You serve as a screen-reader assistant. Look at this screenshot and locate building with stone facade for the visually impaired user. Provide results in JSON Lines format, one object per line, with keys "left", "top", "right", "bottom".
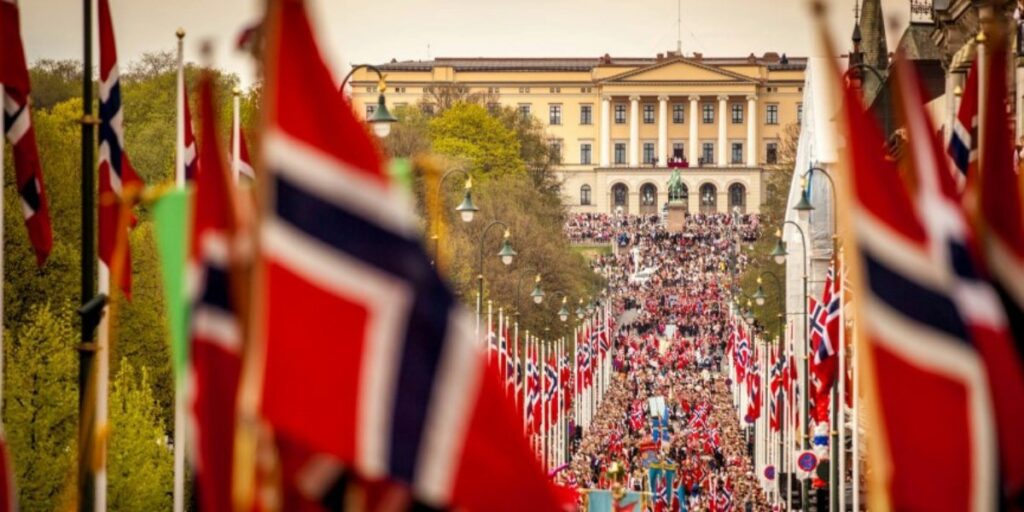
{"left": 348, "top": 52, "right": 806, "bottom": 216}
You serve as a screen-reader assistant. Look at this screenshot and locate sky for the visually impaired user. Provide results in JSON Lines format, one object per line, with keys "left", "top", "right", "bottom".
{"left": 21, "top": 0, "right": 911, "bottom": 88}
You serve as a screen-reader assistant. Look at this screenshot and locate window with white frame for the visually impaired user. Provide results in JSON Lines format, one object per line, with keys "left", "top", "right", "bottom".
{"left": 643, "top": 142, "right": 655, "bottom": 164}
{"left": 673, "top": 104, "right": 685, "bottom": 124}
{"left": 731, "top": 142, "right": 744, "bottom": 164}
{"left": 580, "top": 143, "right": 592, "bottom": 165}
{"left": 643, "top": 104, "right": 655, "bottom": 124}
{"left": 766, "top": 104, "right": 779, "bottom": 125}
{"left": 615, "top": 104, "right": 627, "bottom": 124}
{"left": 549, "top": 104, "right": 562, "bottom": 125}
{"left": 702, "top": 103, "right": 714, "bottom": 124}
{"left": 580, "top": 105, "right": 593, "bottom": 125}
{"left": 614, "top": 143, "right": 626, "bottom": 164}
{"left": 702, "top": 142, "right": 715, "bottom": 164}
{"left": 731, "top": 103, "right": 744, "bottom": 124}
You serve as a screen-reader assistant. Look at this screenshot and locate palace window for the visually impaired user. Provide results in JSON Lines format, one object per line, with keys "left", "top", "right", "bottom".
{"left": 766, "top": 142, "right": 779, "bottom": 164}
{"left": 673, "top": 104, "right": 685, "bottom": 124}
{"left": 643, "top": 104, "right": 655, "bottom": 124}
{"left": 672, "top": 142, "right": 685, "bottom": 160}
{"left": 702, "top": 142, "right": 715, "bottom": 164}
{"left": 549, "top": 87, "right": 561, "bottom": 94}
{"left": 614, "top": 143, "right": 626, "bottom": 165}
{"left": 797, "top": 103, "right": 804, "bottom": 125}
{"left": 580, "top": 143, "right": 592, "bottom": 165}
{"left": 487, "top": 102, "right": 500, "bottom": 114}
{"left": 549, "top": 104, "right": 562, "bottom": 125}
{"left": 580, "top": 105, "right": 593, "bottom": 125}
{"left": 421, "top": 103, "right": 435, "bottom": 115}
{"left": 643, "top": 142, "right": 655, "bottom": 164}
{"left": 519, "top": 104, "right": 532, "bottom": 119}
{"left": 518, "top": 87, "right": 531, "bottom": 94}
{"left": 702, "top": 103, "right": 714, "bottom": 124}
{"left": 731, "top": 142, "right": 744, "bottom": 164}
{"left": 580, "top": 87, "right": 593, "bottom": 94}
{"left": 766, "top": 104, "right": 779, "bottom": 125}
{"left": 615, "top": 104, "right": 627, "bottom": 124}
{"left": 731, "top": 103, "right": 744, "bottom": 124}
{"left": 581, "top": 184, "right": 592, "bottom": 205}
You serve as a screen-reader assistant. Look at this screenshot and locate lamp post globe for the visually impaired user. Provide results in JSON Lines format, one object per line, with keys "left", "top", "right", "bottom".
{"left": 771, "top": 232, "right": 787, "bottom": 265}
{"left": 531, "top": 281, "right": 545, "bottom": 305}
{"left": 368, "top": 94, "right": 398, "bottom": 138}
{"left": 456, "top": 178, "right": 479, "bottom": 223}
{"left": 498, "top": 232, "right": 517, "bottom": 266}
{"left": 754, "top": 285, "right": 766, "bottom": 306}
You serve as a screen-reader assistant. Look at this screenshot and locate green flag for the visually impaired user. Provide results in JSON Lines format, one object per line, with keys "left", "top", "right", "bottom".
{"left": 152, "top": 187, "right": 191, "bottom": 380}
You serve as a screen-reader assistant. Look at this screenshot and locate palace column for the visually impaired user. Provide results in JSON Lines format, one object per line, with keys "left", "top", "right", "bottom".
{"left": 629, "top": 95, "right": 640, "bottom": 167}
{"left": 658, "top": 95, "right": 669, "bottom": 165}
{"left": 746, "top": 94, "right": 758, "bottom": 166}
{"left": 717, "top": 94, "right": 728, "bottom": 166}
{"left": 600, "top": 95, "right": 611, "bottom": 167}
{"left": 688, "top": 95, "right": 699, "bottom": 165}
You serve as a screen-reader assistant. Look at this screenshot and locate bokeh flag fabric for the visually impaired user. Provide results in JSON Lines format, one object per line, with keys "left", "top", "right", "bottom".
{"left": 255, "top": 0, "right": 562, "bottom": 509}
{"left": 188, "top": 70, "right": 244, "bottom": 512}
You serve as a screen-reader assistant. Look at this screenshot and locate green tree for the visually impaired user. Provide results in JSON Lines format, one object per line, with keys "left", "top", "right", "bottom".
{"left": 429, "top": 103, "right": 525, "bottom": 179}
{"left": 107, "top": 359, "right": 173, "bottom": 511}
{"left": 4, "top": 304, "right": 78, "bottom": 512}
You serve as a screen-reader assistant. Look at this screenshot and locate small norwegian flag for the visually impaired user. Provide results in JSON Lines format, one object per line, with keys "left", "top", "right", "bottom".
{"left": 1, "top": 0, "right": 52, "bottom": 265}
{"left": 97, "top": 0, "right": 144, "bottom": 295}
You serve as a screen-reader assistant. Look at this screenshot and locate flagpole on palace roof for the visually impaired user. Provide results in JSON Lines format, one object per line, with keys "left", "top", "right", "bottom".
{"left": 232, "top": 88, "right": 241, "bottom": 183}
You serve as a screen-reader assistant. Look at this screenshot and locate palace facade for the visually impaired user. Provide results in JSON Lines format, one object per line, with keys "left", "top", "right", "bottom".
{"left": 349, "top": 51, "right": 806, "bottom": 215}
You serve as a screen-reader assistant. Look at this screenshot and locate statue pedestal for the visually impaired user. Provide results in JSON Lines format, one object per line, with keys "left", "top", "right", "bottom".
{"left": 666, "top": 201, "right": 687, "bottom": 233}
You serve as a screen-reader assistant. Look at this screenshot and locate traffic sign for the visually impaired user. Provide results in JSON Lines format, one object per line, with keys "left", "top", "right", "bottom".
{"left": 764, "top": 465, "right": 776, "bottom": 481}
{"left": 797, "top": 451, "right": 818, "bottom": 473}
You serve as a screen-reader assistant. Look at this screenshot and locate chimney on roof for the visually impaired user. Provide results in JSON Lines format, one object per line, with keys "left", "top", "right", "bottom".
{"left": 657, "top": 53, "right": 665, "bottom": 61}
{"left": 763, "top": 52, "right": 780, "bottom": 63}
{"left": 600, "top": 53, "right": 612, "bottom": 65}
{"left": 780, "top": 53, "right": 789, "bottom": 65}
{"left": 391, "top": 58, "right": 397, "bottom": 63}
{"left": 747, "top": 53, "right": 757, "bottom": 63}
{"left": 693, "top": 52, "right": 703, "bottom": 61}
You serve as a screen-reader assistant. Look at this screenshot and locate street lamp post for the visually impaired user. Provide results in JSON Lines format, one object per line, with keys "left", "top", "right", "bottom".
{"left": 755, "top": 269, "right": 786, "bottom": 508}
{"left": 773, "top": 220, "right": 809, "bottom": 509}
{"left": 476, "top": 220, "right": 516, "bottom": 333}
{"left": 339, "top": 64, "right": 398, "bottom": 138}
{"left": 430, "top": 169, "right": 478, "bottom": 267}
{"left": 795, "top": 165, "right": 842, "bottom": 512}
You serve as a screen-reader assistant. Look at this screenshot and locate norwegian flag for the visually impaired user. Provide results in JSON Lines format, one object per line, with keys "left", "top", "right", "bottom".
{"left": 974, "top": 39, "right": 1024, "bottom": 503}
{"left": 527, "top": 346, "right": 541, "bottom": 434}
{"left": 947, "top": 60, "right": 977, "bottom": 192}
{"left": 504, "top": 341, "right": 516, "bottom": 396}
{"left": 560, "top": 354, "right": 572, "bottom": 412}
{"left": 182, "top": 82, "right": 198, "bottom": 181}
{"left": 1, "top": 0, "right": 52, "bottom": 265}
{"left": 515, "top": 357, "right": 524, "bottom": 408}
{"left": 745, "top": 355, "right": 761, "bottom": 423}
{"left": 812, "top": 262, "right": 840, "bottom": 422}
{"left": 544, "top": 357, "right": 558, "bottom": 424}
{"left": 187, "top": 70, "right": 243, "bottom": 512}
{"left": 769, "top": 350, "right": 782, "bottom": 432}
{"left": 255, "top": 1, "right": 560, "bottom": 509}
{"left": 713, "top": 481, "right": 733, "bottom": 512}
{"left": 844, "top": 51, "right": 1024, "bottom": 510}
{"left": 97, "top": 0, "right": 144, "bottom": 295}
{"left": 654, "top": 472, "right": 669, "bottom": 512}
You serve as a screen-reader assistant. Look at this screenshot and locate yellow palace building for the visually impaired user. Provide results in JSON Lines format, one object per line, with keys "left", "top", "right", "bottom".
{"left": 350, "top": 51, "right": 805, "bottom": 216}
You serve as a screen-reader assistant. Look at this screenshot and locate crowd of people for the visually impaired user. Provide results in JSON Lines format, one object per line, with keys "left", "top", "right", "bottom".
{"left": 562, "top": 212, "right": 768, "bottom": 511}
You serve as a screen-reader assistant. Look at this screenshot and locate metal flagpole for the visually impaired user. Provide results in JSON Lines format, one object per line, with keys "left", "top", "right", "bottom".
{"left": 557, "top": 338, "right": 563, "bottom": 468}
{"left": 232, "top": 88, "right": 241, "bottom": 183}
{"left": 175, "top": 29, "right": 185, "bottom": 187}
{"left": 851, "top": 321, "right": 860, "bottom": 512}
{"left": 541, "top": 339, "right": 548, "bottom": 469}
{"left": 79, "top": 0, "right": 100, "bottom": 508}
{"left": 1, "top": 82, "right": 5, "bottom": 440}
{"left": 519, "top": 323, "right": 525, "bottom": 434}
{"left": 573, "top": 325, "right": 578, "bottom": 443}
{"left": 172, "top": 28, "right": 186, "bottom": 512}
{"left": 838, "top": 259, "right": 847, "bottom": 512}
